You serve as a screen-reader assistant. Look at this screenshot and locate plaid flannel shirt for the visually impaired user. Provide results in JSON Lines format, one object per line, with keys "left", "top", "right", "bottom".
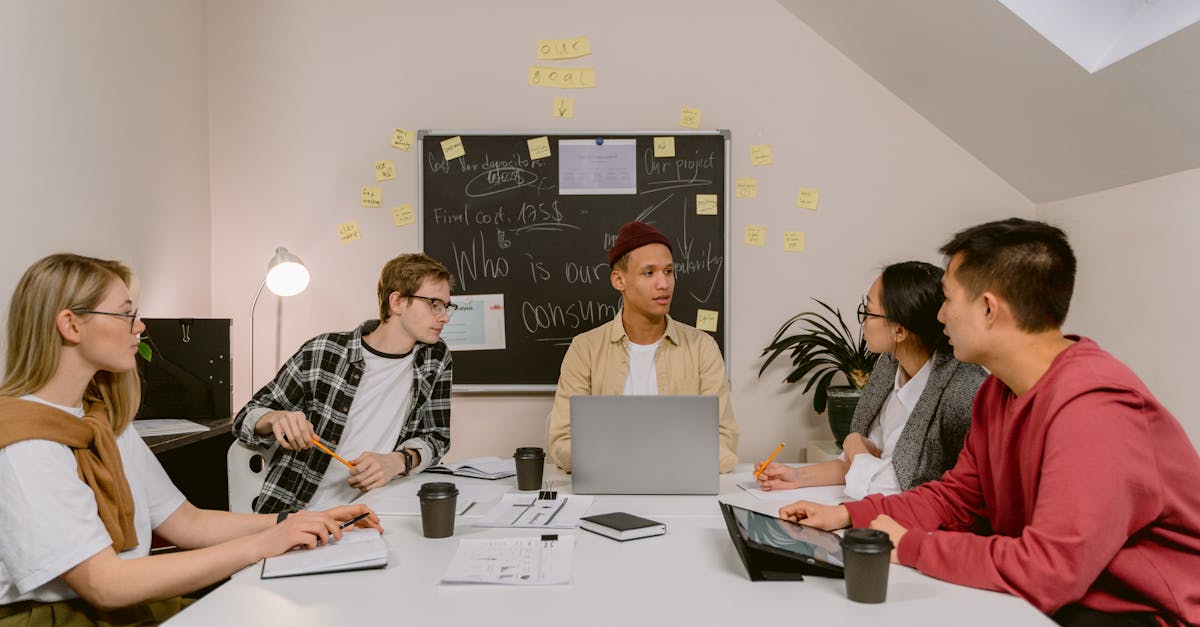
{"left": 233, "top": 319, "right": 452, "bottom": 513}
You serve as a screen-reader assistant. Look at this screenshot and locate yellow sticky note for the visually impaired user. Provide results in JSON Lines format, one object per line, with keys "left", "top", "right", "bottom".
{"left": 528, "top": 136, "right": 552, "bottom": 160}
{"left": 392, "top": 204, "right": 415, "bottom": 227}
{"left": 441, "top": 136, "right": 465, "bottom": 161}
{"left": 696, "top": 309, "right": 719, "bottom": 333}
{"left": 337, "top": 221, "right": 361, "bottom": 243}
{"left": 528, "top": 66, "right": 596, "bottom": 89}
{"left": 783, "top": 231, "right": 805, "bottom": 252}
{"left": 654, "top": 137, "right": 675, "bottom": 158}
{"left": 391, "top": 128, "right": 414, "bottom": 151}
{"left": 750, "top": 144, "right": 773, "bottom": 166}
{"left": 374, "top": 160, "right": 395, "bottom": 181}
{"left": 744, "top": 224, "right": 766, "bottom": 247}
{"left": 537, "top": 36, "right": 591, "bottom": 60}
{"left": 360, "top": 186, "right": 382, "bottom": 208}
{"left": 696, "top": 194, "right": 719, "bottom": 215}
{"left": 796, "top": 187, "right": 820, "bottom": 210}
{"left": 553, "top": 96, "right": 575, "bottom": 118}
{"left": 679, "top": 106, "right": 702, "bottom": 129}
{"left": 736, "top": 178, "right": 757, "bottom": 199}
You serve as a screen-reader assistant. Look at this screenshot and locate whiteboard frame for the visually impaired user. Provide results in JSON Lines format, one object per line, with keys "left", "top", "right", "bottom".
{"left": 418, "top": 130, "right": 731, "bottom": 394}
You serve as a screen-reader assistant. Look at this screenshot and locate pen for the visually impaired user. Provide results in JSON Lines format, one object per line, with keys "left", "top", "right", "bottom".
{"left": 754, "top": 442, "right": 786, "bottom": 479}
{"left": 339, "top": 512, "right": 370, "bottom": 529}
{"left": 310, "top": 436, "right": 355, "bottom": 469}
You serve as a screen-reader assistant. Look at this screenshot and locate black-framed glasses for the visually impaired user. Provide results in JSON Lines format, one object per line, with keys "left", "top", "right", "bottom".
{"left": 856, "top": 301, "right": 887, "bottom": 325}
{"left": 408, "top": 295, "right": 458, "bottom": 319}
{"left": 70, "top": 308, "right": 141, "bottom": 333}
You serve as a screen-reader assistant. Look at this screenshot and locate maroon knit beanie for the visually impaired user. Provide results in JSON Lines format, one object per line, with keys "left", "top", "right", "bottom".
{"left": 607, "top": 221, "right": 673, "bottom": 267}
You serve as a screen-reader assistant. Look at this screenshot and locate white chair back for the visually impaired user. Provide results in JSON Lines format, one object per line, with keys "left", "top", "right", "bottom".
{"left": 227, "top": 442, "right": 270, "bottom": 513}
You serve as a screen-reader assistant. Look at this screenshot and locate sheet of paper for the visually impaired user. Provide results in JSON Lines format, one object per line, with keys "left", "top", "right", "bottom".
{"left": 783, "top": 231, "right": 805, "bottom": 252}
{"left": 440, "top": 293, "right": 506, "bottom": 351}
{"left": 360, "top": 186, "right": 382, "bottom": 208}
{"left": 796, "top": 187, "right": 820, "bottom": 210}
{"left": 744, "top": 224, "right": 766, "bottom": 247}
{"left": 528, "top": 136, "right": 552, "bottom": 160}
{"left": 441, "top": 535, "right": 574, "bottom": 585}
{"left": 653, "top": 136, "right": 675, "bottom": 158}
{"left": 391, "top": 128, "right": 414, "bottom": 151}
{"left": 736, "top": 479, "right": 853, "bottom": 505}
{"left": 679, "top": 106, "right": 702, "bottom": 129}
{"left": 735, "top": 177, "right": 757, "bottom": 199}
{"left": 553, "top": 96, "right": 575, "bottom": 118}
{"left": 558, "top": 139, "right": 636, "bottom": 195}
{"left": 696, "top": 193, "right": 718, "bottom": 215}
{"left": 131, "top": 419, "right": 209, "bottom": 437}
{"left": 337, "top": 221, "right": 361, "bottom": 243}
{"left": 750, "top": 144, "right": 773, "bottom": 166}
{"left": 696, "top": 309, "right": 719, "bottom": 332}
{"left": 441, "top": 136, "right": 466, "bottom": 161}
{"left": 354, "top": 482, "right": 505, "bottom": 516}
{"left": 374, "top": 160, "right": 395, "bottom": 181}
{"left": 392, "top": 204, "right": 415, "bottom": 227}
{"left": 477, "top": 493, "right": 594, "bottom": 529}
{"left": 537, "top": 36, "right": 591, "bottom": 60}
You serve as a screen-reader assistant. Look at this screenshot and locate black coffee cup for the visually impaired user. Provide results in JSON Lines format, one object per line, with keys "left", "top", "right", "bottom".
{"left": 416, "top": 482, "right": 458, "bottom": 538}
{"left": 841, "top": 528, "right": 894, "bottom": 603}
{"left": 513, "top": 447, "right": 546, "bottom": 491}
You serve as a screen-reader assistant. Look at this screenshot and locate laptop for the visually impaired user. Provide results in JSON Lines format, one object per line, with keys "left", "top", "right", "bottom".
{"left": 570, "top": 395, "right": 719, "bottom": 495}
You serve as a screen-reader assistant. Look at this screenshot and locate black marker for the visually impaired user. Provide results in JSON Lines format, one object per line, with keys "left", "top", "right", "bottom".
{"left": 339, "top": 512, "right": 370, "bottom": 530}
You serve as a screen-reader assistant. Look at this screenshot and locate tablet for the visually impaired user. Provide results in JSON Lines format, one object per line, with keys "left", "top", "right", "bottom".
{"left": 719, "top": 502, "right": 845, "bottom": 581}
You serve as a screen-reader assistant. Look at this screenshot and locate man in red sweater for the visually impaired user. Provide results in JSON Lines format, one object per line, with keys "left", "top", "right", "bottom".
{"left": 781, "top": 218, "right": 1200, "bottom": 626}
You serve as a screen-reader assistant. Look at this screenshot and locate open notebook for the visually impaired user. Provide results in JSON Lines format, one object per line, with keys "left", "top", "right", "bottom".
{"left": 426, "top": 456, "right": 516, "bottom": 480}
{"left": 261, "top": 528, "right": 387, "bottom": 579}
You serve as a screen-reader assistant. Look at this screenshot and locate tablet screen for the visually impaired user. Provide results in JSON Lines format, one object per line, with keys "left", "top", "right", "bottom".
{"left": 727, "top": 505, "right": 844, "bottom": 567}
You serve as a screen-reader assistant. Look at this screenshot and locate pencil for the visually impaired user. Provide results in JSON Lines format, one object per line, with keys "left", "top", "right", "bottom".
{"left": 338, "top": 512, "right": 370, "bottom": 529}
{"left": 753, "top": 442, "right": 786, "bottom": 478}
{"left": 310, "top": 436, "right": 355, "bottom": 469}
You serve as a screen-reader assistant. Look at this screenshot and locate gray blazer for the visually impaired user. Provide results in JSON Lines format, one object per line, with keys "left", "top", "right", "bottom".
{"left": 849, "top": 349, "right": 987, "bottom": 490}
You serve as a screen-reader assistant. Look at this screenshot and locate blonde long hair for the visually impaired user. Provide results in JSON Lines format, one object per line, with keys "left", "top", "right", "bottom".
{"left": 0, "top": 253, "right": 141, "bottom": 432}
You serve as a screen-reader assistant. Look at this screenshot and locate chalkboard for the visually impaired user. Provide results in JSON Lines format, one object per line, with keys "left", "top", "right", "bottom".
{"left": 419, "top": 131, "right": 729, "bottom": 391}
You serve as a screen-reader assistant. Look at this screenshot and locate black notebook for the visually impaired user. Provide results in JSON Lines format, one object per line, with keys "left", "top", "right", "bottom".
{"left": 579, "top": 512, "right": 666, "bottom": 541}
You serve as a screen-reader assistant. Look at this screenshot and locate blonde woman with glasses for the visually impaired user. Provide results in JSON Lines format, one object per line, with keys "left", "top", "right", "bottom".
{"left": 0, "top": 254, "right": 379, "bottom": 625}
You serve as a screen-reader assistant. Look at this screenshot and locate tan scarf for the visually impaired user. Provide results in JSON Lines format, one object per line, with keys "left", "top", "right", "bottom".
{"left": 0, "top": 396, "right": 137, "bottom": 552}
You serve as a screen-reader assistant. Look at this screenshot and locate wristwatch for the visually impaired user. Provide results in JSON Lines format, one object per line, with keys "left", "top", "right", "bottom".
{"left": 401, "top": 449, "right": 420, "bottom": 474}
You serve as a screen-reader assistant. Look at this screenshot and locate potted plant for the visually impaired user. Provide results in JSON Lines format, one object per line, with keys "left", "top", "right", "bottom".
{"left": 759, "top": 299, "right": 879, "bottom": 447}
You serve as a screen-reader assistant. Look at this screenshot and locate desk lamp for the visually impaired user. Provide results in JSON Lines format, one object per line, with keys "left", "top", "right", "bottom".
{"left": 249, "top": 247, "right": 310, "bottom": 394}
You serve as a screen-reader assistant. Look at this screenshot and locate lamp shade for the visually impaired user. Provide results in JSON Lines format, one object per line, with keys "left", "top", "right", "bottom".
{"left": 264, "top": 247, "right": 310, "bottom": 297}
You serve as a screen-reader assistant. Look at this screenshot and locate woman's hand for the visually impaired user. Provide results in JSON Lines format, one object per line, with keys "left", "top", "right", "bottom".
{"left": 755, "top": 462, "right": 801, "bottom": 490}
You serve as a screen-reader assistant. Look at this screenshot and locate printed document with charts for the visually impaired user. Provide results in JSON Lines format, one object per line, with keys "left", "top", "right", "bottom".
{"left": 441, "top": 535, "right": 574, "bottom": 585}
{"left": 476, "top": 493, "right": 594, "bottom": 529}
{"left": 260, "top": 529, "right": 387, "bottom": 579}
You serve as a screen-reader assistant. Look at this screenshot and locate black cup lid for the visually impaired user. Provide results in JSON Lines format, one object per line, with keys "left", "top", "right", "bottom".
{"left": 841, "top": 528, "right": 894, "bottom": 553}
{"left": 417, "top": 482, "right": 459, "bottom": 497}
{"left": 514, "top": 447, "right": 546, "bottom": 459}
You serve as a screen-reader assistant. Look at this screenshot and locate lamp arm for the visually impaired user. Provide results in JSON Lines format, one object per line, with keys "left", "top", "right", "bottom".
{"left": 249, "top": 279, "right": 267, "bottom": 398}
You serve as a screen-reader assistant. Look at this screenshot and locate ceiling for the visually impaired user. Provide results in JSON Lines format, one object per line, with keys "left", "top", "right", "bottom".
{"left": 777, "top": 0, "right": 1200, "bottom": 202}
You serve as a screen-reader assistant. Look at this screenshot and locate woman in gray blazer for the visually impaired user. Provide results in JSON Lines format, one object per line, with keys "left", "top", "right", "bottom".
{"left": 757, "top": 261, "right": 986, "bottom": 496}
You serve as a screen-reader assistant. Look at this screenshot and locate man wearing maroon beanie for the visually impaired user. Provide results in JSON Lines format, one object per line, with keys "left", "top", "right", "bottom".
{"left": 546, "top": 221, "right": 739, "bottom": 473}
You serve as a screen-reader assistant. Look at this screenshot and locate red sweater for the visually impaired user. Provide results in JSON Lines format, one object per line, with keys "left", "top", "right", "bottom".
{"left": 845, "top": 337, "right": 1200, "bottom": 625}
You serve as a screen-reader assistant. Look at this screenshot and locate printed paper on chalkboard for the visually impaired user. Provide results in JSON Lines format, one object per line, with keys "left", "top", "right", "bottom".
{"left": 558, "top": 139, "right": 636, "bottom": 195}
{"left": 441, "top": 294, "right": 506, "bottom": 351}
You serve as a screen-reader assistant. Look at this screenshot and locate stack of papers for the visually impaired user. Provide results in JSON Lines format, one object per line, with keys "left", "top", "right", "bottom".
{"left": 260, "top": 529, "right": 387, "bottom": 579}
{"left": 426, "top": 456, "right": 517, "bottom": 480}
{"left": 476, "top": 493, "right": 593, "bottom": 529}
{"left": 131, "top": 419, "right": 210, "bottom": 437}
{"left": 736, "top": 480, "right": 852, "bottom": 505}
{"left": 441, "top": 535, "right": 574, "bottom": 585}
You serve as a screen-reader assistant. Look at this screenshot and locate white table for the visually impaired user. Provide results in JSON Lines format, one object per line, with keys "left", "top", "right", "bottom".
{"left": 166, "top": 465, "right": 1053, "bottom": 626}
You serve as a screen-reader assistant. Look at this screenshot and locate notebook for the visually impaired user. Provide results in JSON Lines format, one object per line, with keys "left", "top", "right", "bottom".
{"left": 580, "top": 512, "right": 666, "bottom": 541}
{"left": 426, "top": 456, "right": 517, "bottom": 480}
{"left": 260, "top": 528, "right": 387, "bottom": 579}
{"left": 570, "top": 395, "right": 718, "bottom": 495}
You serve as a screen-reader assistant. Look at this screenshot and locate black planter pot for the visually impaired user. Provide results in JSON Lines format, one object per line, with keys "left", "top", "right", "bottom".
{"left": 825, "top": 385, "right": 863, "bottom": 448}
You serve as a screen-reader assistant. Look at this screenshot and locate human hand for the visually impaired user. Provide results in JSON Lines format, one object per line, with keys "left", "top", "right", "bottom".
{"left": 258, "top": 411, "right": 316, "bottom": 451}
{"left": 778, "top": 500, "right": 851, "bottom": 530}
{"left": 347, "top": 451, "right": 407, "bottom": 491}
{"left": 868, "top": 514, "right": 908, "bottom": 564}
{"left": 256, "top": 509, "right": 343, "bottom": 558}
{"left": 842, "top": 432, "right": 880, "bottom": 462}
{"left": 321, "top": 504, "right": 383, "bottom": 533}
{"left": 755, "top": 462, "right": 800, "bottom": 490}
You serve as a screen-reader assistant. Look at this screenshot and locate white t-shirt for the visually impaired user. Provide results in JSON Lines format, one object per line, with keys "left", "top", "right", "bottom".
{"left": 622, "top": 339, "right": 661, "bottom": 396}
{"left": 0, "top": 395, "right": 185, "bottom": 604}
{"left": 307, "top": 343, "right": 416, "bottom": 509}
{"left": 843, "top": 358, "right": 933, "bottom": 499}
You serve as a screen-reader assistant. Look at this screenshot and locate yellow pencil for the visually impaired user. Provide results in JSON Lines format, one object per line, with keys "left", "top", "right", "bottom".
{"left": 310, "top": 436, "right": 355, "bottom": 469}
{"left": 754, "top": 442, "right": 786, "bottom": 478}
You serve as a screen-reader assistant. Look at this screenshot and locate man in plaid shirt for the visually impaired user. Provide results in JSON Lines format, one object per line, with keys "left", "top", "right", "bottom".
{"left": 234, "top": 253, "right": 455, "bottom": 513}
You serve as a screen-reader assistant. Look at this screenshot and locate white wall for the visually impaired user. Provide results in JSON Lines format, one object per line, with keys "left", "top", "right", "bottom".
{"left": 1038, "top": 168, "right": 1200, "bottom": 448}
{"left": 207, "top": 0, "right": 1030, "bottom": 463}
{"left": 0, "top": 1, "right": 211, "bottom": 337}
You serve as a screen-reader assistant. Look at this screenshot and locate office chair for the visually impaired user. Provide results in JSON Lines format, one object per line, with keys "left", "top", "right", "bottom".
{"left": 227, "top": 441, "right": 270, "bottom": 513}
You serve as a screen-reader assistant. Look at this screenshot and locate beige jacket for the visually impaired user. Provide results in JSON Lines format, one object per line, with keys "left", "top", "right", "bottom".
{"left": 546, "top": 312, "right": 739, "bottom": 473}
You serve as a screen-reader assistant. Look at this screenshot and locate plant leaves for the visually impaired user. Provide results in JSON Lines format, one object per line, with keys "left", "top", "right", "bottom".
{"left": 137, "top": 342, "right": 152, "bottom": 362}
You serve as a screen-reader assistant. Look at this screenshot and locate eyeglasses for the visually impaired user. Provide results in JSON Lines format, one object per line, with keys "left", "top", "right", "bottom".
{"left": 408, "top": 295, "right": 458, "bottom": 319}
{"left": 856, "top": 301, "right": 887, "bottom": 325}
{"left": 71, "top": 308, "right": 141, "bottom": 333}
